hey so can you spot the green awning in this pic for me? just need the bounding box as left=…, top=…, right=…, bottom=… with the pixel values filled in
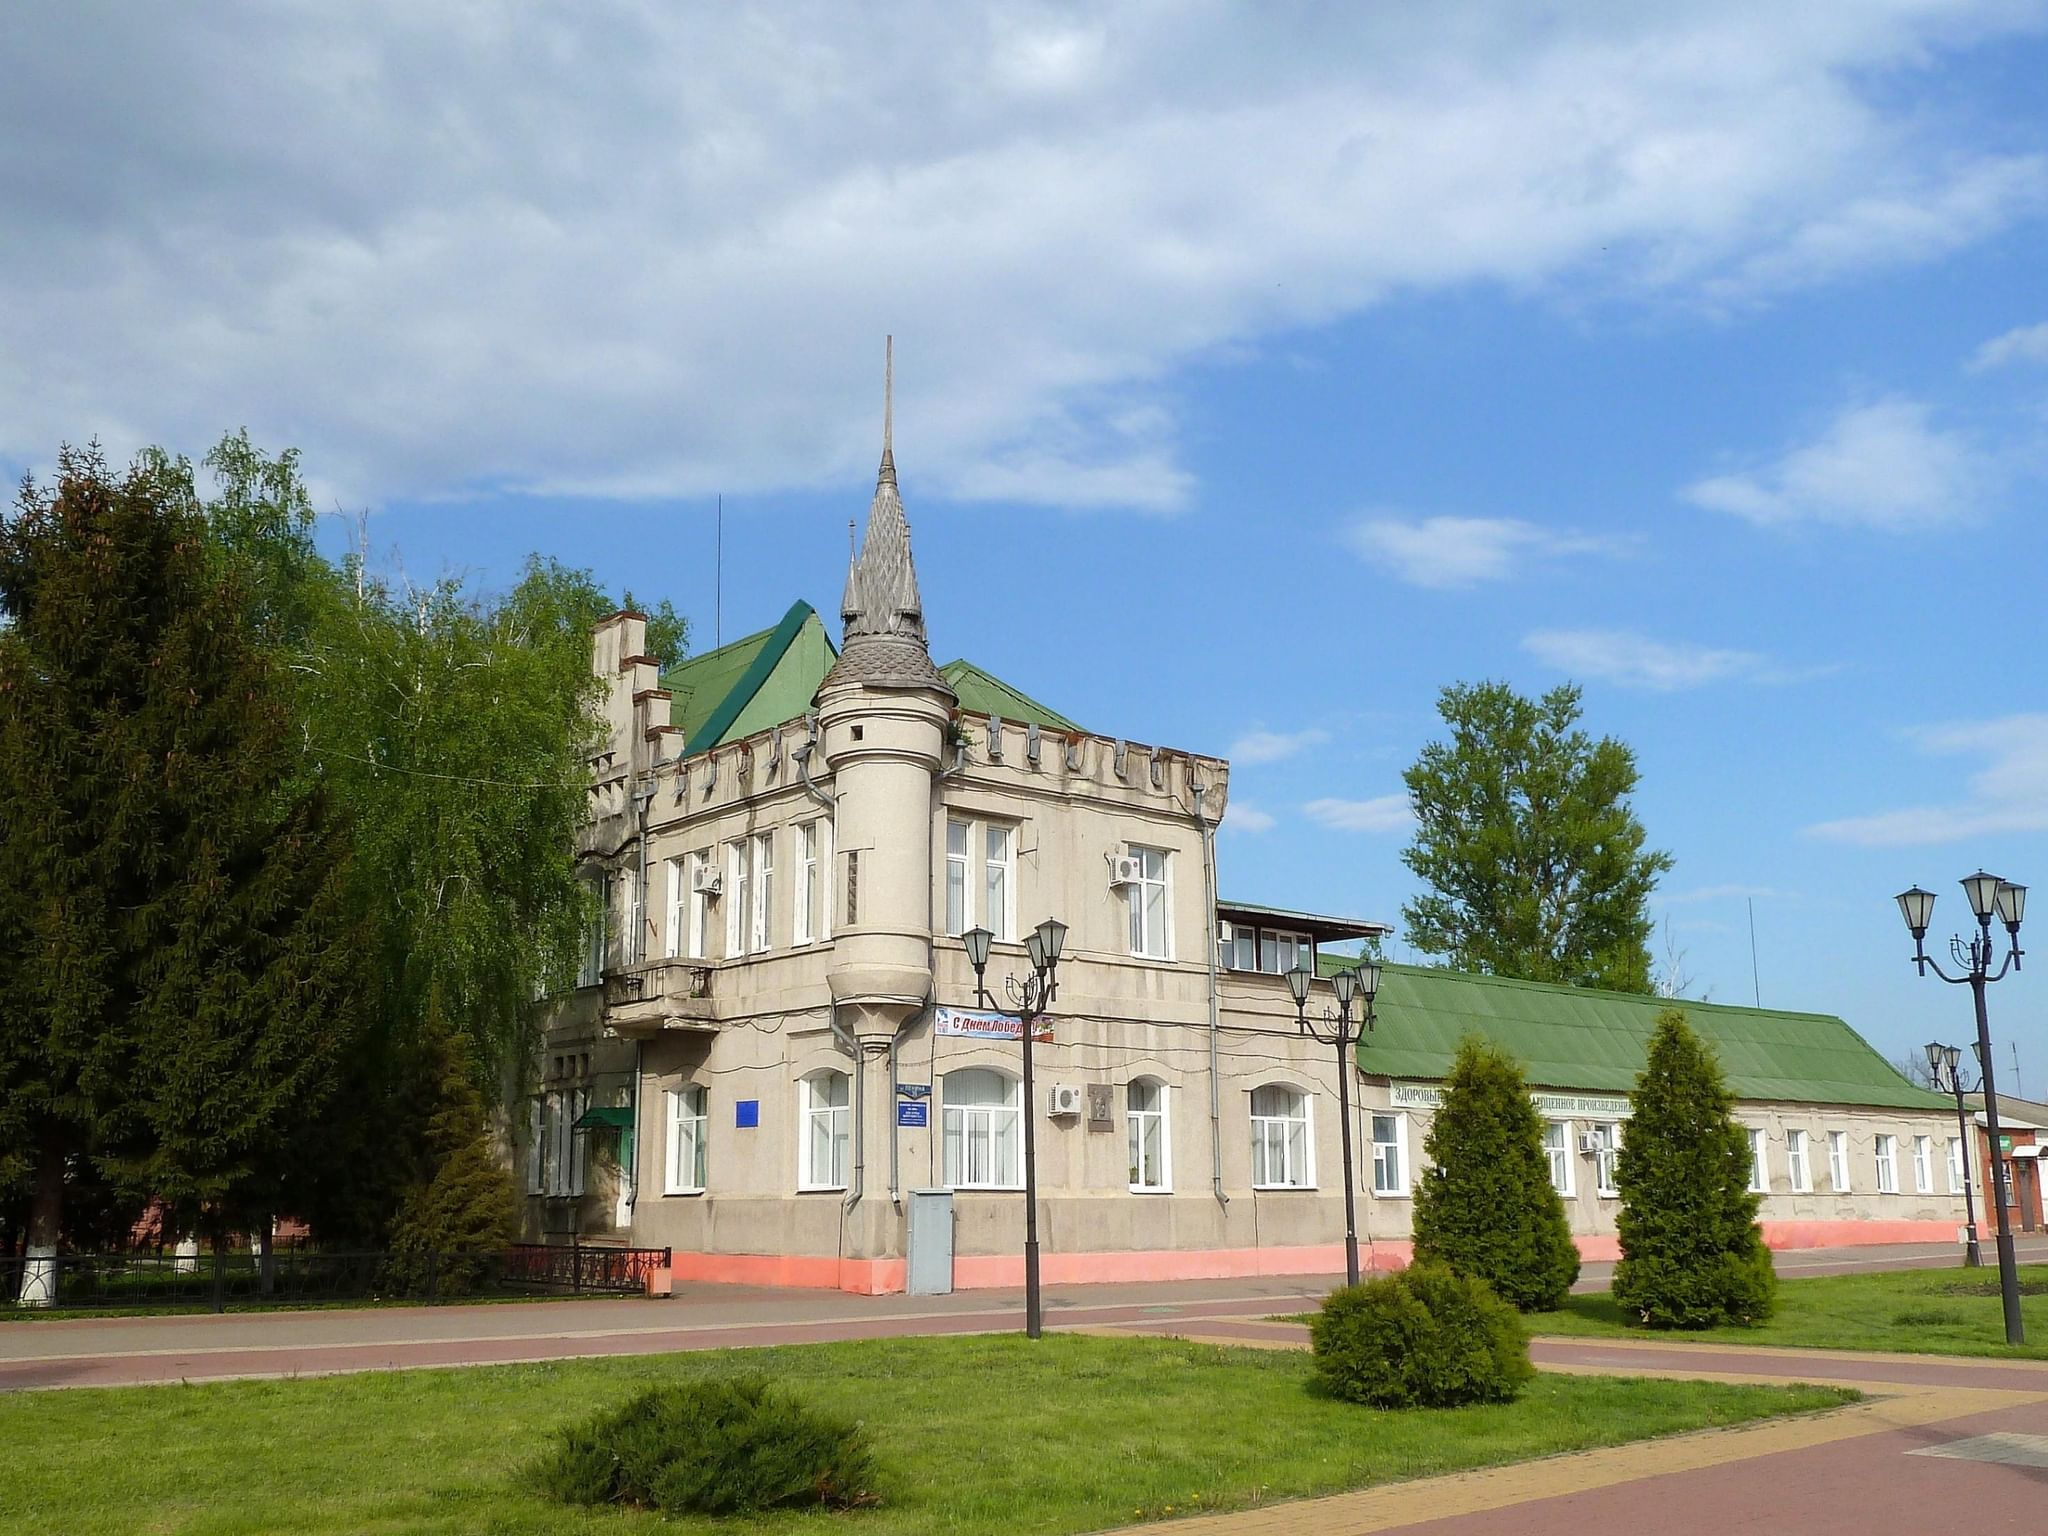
left=574, top=1106, right=635, bottom=1132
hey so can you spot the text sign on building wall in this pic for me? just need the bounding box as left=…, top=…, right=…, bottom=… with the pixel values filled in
left=934, top=1005, right=1053, bottom=1043
left=897, top=1099, right=929, bottom=1128
left=1389, top=1082, right=1632, bottom=1119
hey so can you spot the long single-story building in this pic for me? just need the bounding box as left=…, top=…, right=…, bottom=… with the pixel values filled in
left=518, top=381, right=1963, bottom=1292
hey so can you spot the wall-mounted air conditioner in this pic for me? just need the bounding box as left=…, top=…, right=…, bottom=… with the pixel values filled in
left=1047, top=1084, right=1084, bottom=1118
left=1577, top=1132, right=1604, bottom=1156
left=1107, top=854, right=1143, bottom=888
left=692, top=865, right=722, bottom=897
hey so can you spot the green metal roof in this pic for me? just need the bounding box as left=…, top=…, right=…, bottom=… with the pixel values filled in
left=661, top=602, right=836, bottom=755
left=1324, top=960, right=1948, bottom=1112
left=940, top=659, right=1080, bottom=733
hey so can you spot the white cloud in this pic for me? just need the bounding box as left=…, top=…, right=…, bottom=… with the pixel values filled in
left=1684, top=398, right=1987, bottom=530
left=1806, top=714, right=2048, bottom=846
left=2, top=5, right=2043, bottom=511
left=1305, top=795, right=1413, bottom=833
left=1663, top=883, right=1795, bottom=905
left=1228, top=727, right=1331, bottom=764
left=1522, top=628, right=1825, bottom=690
left=1346, top=517, right=1623, bottom=589
left=1970, top=321, right=2048, bottom=371
left=1224, top=803, right=1277, bottom=834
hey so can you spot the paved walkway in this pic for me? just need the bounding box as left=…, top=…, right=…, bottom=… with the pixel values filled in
left=1089, top=1318, right=2048, bottom=1535
left=4, top=1237, right=2045, bottom=1393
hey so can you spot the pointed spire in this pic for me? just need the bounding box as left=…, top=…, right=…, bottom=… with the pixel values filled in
left=820, top=338, right=953, bottom=699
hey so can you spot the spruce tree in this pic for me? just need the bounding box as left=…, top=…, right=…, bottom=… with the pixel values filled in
left=1412, top=1036, right=1581, bottom=1310
left=1612, top=1010, right=1776, bottom=1327
left=0, top=446, right=363, bottom=1291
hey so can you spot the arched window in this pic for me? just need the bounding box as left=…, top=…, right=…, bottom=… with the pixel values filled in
left=943, top=1068, right=1022, bottom=1189
left=665, top=1084, right=707, bottom=1194
left=798, top=1071, right=850, bottom=1190
left=1127, top=1078, right=1170, bottom=1192
left=1250, top=1084, right=1313, bottom=1189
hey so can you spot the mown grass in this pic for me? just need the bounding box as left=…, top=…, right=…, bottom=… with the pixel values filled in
left=0, top=1332, right=1852, bottom=1536
left=1532, top=1262, right=2048, bottom=1359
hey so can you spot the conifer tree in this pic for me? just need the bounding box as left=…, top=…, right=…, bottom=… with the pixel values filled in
left=1412, top=1036, right=1581, bottom=1310
left=385, top=1010, right=518, bottom=1294
left=1612, top=1010, right=1776, bottom=1327
left=0, top=447, right=363, bottom=1293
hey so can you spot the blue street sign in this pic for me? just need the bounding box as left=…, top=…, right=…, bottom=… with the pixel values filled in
left=896, top=1099, right=929, bottom=1128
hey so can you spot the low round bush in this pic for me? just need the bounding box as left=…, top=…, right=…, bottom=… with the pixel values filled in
left=1309, top=1264, right=1534, bottom=1409
left=529, top=1375, right=878, bottom=1516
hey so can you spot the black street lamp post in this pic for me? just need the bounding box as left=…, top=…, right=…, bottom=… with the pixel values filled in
left=963, top=916, right=1066, bottom=1341
left=1286, top=960, right=1381, bottom=1287
left=1925, top=1040, right=1984, bottom=1268
left=1897, top=872, right=2027, bottom=1343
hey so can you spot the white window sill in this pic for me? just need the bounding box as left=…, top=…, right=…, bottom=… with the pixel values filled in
left=1129, top=1184, right=1173, bottom=1195
left=1251, top=1183, right=1318, bottom=1193
left=796, top=1184, right=847, bottom=1194
left=949, top=1185, right=1026, bottom=1194
left=1371, top=1189, right=1411, bottom=1200
left=662, top=1188, right=705, bottom=1198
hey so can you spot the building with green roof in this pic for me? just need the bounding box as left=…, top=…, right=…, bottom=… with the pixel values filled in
left=526, top=360, right=1963, bottom=1293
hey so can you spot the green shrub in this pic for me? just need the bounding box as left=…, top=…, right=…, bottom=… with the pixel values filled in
left=1612, top=1010, right=1777, bottom=1329
left=1310, top=1264, right=1534, bottom=1409
left=529, top=1376, right=877, bottom=1516
left=1411, top=1036, right=1581, bottom=1310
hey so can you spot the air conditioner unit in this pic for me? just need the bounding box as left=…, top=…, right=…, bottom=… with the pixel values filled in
left=1107, top=854, right=1144, bottom=887
left=691, top=865, right=722, bottom=897
left=1047, top=1083, right=1084, bottom=1118
left=1577, top=1133, right=1604, bottom=1156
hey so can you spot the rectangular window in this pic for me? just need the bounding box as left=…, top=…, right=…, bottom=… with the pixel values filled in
left=751, top=831, right=774, bottom=953
left=578, top=877, right=607, bottom=987
left=1913, top=1134, right=1933, bottom=1195
left=943, top=1070, right=1022, bottom=1189
left=1875, top=1133, right=1898, bottom=1194
left=799, top=1074, right=851, bottom=1190
left=570, top=1087, right=588, bottom=1197
left=1371, top=1113, right=1407, bottom=1196
left=686, top=850, right=710, bottom=959
left=1595, top=1122, right=1621, bottom=1197
left=526, top=1099, right=546, bottom=1195
left=1127, top=845, right=1171, bottom=959
left=1787, top=1129, right=1811, bottom=1193
left=664, top=856, right=688, bottom=959
left=1217, top=922, right=1315, bottom=975
left=1249, top=1085, right=1313, bottom=1189
left=1747, top=1128, right=1768, bottom=1194
left=1948, top=1136, right=1966, bottom=1195
left=725, top=840, right=751, bottom=958
left=1543, top=1121, right=1573, bottom=1196
left=945, top=820, right=970, bottom=936
left=983, top=823, right=1014, bottom=942
left=624, top=862, right=645, bottom=965
left=665, top=1085, right=707, bottom=1194
left=794, top=820, right=831, bottom=945
left=1829, top=1130, right=1851, bottom=1192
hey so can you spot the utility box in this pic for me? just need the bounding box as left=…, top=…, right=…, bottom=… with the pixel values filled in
left=906, top=1188, right=955, bottom=1296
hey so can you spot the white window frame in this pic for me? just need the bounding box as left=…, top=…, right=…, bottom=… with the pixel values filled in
left=1595, top=1121, right=1622, bottom=1197
left=1217, top=921, right=1313, bottom=976
left=1249, top=1084, right=1314, bottom=1190
left=664, top=855, right=688, bottom=960
left=982, top=822, right=1015, bottom=943
left=794, top=819, right=832, bottom=946
left=1746, top=1128, right=1769, bottom=1194
left=1875, top=1133, right=1899, bottom=1195
left=798, top=1071, right=850, bottom=1191
left=1913, top=1133, right=1933, bottom=1195
left=751, top=830, right=774, bottom=953
left=1787, top=1129, right=1811, bottom=1194
left=943, top=1069, right=1024, bottom=1190
left=944, top=817, right=1018, bottom=941
left=623, top=861, right=646, bottom=965
left=686, top=850, right=711, bottom=959
left=1371, top=1111, right=1408, bottom=1197
left=665, top=1084, right=707, bottom=1195
left=1948, top=1136, right=1966, bottom=1195
left=1542, top=1120, right=1574, bottom=1196
left=526, top=1098, right=546, bottom=1195
left=945, top=820, right=970, bottom=936
left=1126, top=844, right=1172, bottom=960
left=1828, top=1130, right=1851, bottom=1192
left=1127, top=1077, right=1171, bottom=1193
left=725, top=839, right=751, bottom=958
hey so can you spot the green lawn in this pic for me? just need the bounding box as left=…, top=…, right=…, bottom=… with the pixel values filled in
left=1533, top=1262, right=2048, bottom=1359
left=0, top=1333, right=1851, bottom=1536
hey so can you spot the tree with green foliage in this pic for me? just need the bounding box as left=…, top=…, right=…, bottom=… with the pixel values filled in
left=1412, top=1036, right=1581, bottom=1310
left=1612, top=1010, right=1776, bottom=1328
left=1402, top=681, right=1672, bottom=993
left=385, top=1005, right=518, bottom=1294
left=0, top=446, right=365, bottom=1295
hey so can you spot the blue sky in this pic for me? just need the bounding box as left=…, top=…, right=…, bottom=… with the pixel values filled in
left=5, top=3, right=2046, bottom=1076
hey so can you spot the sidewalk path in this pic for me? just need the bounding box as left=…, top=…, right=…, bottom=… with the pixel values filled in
left=5, top=1236, right=2045, bottom=1394
left=1091, top=1318, right=2048, bottom=1535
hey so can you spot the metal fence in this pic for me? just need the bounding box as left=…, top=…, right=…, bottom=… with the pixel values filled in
left=0, top=1242, right=672, bottom=1313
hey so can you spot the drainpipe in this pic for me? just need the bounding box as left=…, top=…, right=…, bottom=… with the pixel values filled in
left=1194, top=782, right=1228, bottom=1209
left=794, top=717, right=836, bottom=813
left=889, top=991, right=936, bottom=1208
left=828, top=1001, right=864, bottom=1213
